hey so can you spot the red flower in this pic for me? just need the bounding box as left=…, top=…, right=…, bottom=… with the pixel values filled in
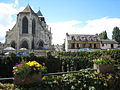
left=12, top=69, right=16, bottom=72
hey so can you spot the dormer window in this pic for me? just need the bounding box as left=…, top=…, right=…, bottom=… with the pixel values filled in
left=71, top=36, right=75, bottom=40
left=82, top=37, right=86, bottom=41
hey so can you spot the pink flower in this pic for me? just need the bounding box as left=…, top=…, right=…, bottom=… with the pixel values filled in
left=17, top=64, right=22, bottom=68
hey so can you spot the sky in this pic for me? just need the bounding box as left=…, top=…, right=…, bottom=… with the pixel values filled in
left=0, top=0, right=120, bottom=45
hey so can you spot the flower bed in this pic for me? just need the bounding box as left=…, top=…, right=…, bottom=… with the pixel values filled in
left=93, top=56, right=116, bottom=73
left=13, top=61, right=47, bottom=86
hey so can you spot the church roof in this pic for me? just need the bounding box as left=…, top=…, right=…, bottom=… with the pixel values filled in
left=37, top=10, right=43, bottom=16
left=20, top=4, right=35, bottom=14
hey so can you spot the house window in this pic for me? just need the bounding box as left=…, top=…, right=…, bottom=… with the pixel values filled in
left=71, top=43, right=75, bottom=49
left=71, top=36, right=75, bottom=40
left=102, top=44, right=104, bottom=47
left=94, top=44, right=97, bottom=48
left=83, top=44, right=86, bottom=48
left=111, top=44, right=114, bottom=48
left=77, top=43, right=79, bottom=48
left=22, top=16, right=28, bottom=34
left=89, top=44, right=92, bottom=48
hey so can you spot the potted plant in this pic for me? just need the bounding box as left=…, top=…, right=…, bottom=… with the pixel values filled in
left=13, top=61, right=47, bottom=86
left=93, top=56, right=116, bottom=73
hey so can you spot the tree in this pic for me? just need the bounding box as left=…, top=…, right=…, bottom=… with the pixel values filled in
left=112, top=26, right=120, bottom=44
left=62, top=42, right=65, bottom=51
left=99, top=30, right=109, bottom=40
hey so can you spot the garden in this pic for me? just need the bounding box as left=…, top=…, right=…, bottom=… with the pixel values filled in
left=0, top=49, right=120, bottom=89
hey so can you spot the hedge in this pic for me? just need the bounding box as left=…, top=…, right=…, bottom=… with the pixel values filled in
left=0, top=49, right=120, bottom=78
left=1, top=69, right=120, bottom=90
left=58, top=49, right=120, bottom=72
left=0, top=56, right=61, bottom=79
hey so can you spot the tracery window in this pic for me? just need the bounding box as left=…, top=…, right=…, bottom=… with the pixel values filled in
left=32, top=19, right=36, bottom=34
left=37, top=41, right=44, bottom=49
left=32, top=40, right=34, bottom=49
left=22, top=16, right=28, bottom=34
left=21, top=40, right=28, bottom=49
left=11, top=41, right=16, bottom=49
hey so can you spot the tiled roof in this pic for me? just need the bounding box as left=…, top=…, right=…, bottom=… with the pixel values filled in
left=101, top=40, right=118, bottom=44
left=66, top=34, right=99, bottom=41
left=37, top=10, right=43, bottom=16
left=20, top=4, right=35, bottom=14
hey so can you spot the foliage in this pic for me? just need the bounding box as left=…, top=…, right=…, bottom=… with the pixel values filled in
left=99, top=30, right=109, bottom=40
left=46, top=50, right=52, bottom=58
left=13, top=61, right=47, bottom=78
left=62, top=42, right=65, bottom=51
left=93, top=56, right=117, bottom=65
left=11, top=69, right=120, bottom=90
left=29, top=52, right=35, bottom=57
left=112, top=26, right=120, bottom=44
left=41, top=69, right=120, bottom=90
left=9, top=52, right=16, bottom=57
left=0, top=83, right=15, bottom=90
left=1, top=69, right=120, bottom=90
left=1, top=49, right=120, bottom=78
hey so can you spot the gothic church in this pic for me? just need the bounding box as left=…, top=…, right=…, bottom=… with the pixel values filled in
left=5, top=5, right=52, bottom=51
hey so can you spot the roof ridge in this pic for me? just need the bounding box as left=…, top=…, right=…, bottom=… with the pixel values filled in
left=20, top=5, right=35, bottom=14
left=37, top=10, right=43, bottom=16
left=69, top=34, right=96, bottom=36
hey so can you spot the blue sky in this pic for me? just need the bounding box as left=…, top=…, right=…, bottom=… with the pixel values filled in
left=0, top=0, right=120, bottom=44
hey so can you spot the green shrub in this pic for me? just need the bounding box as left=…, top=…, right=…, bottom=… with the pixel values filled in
left=41, top=69, right=120, bottom=90
left=1, top=49, right=120, bottom=78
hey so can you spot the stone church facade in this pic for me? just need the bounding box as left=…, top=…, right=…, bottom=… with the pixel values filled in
left=5, top=5, right=52, bottom=51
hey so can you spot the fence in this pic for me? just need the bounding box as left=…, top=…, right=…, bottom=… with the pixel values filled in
left=0, top=69, right=96, bottom=82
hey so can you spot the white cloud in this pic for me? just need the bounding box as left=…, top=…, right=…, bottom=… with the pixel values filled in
left=0, top=1, right=120, bottom=46
left=14, top=0, right=19, bottom=6
left=49, top=20, right=81, bottom=45
left=50, top=17, right=120, bottom=45
left=0, top=0, right=24, bottom=43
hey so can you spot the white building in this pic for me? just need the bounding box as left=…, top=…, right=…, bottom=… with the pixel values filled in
left=65, top=33, right=100, bottom=51
left=65, top=33, right=118, bottom=51
left=100, top=40, right=118, bottom=49
left=5, top=5, right=52, bottom=51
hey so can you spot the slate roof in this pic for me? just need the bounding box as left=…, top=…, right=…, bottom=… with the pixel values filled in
left=101, top=40, right=118, bottom=44
left=66, top=33, right=100, bottom=41
left=37, top=10, right=43, bottom=16
left=20, top=4, right=35, bottom=14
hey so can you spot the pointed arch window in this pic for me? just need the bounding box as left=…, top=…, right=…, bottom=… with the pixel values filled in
left=32, top=19, right=36, bottom=34
left=32, top=40, right=34, bottom=49
left=21, top=40, right=29, bottom=49
left=11, top=41, right=16, bottom=49
left=37, top=40, right=44, bottom=49
left=22, top=16, right=28, bottom=34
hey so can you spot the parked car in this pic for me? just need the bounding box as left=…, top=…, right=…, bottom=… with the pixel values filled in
left=4, top=52, right=11, bottom=56
left=16, top=52, right=29, bottom=55
left=0, top=52, right=4, bottom=55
